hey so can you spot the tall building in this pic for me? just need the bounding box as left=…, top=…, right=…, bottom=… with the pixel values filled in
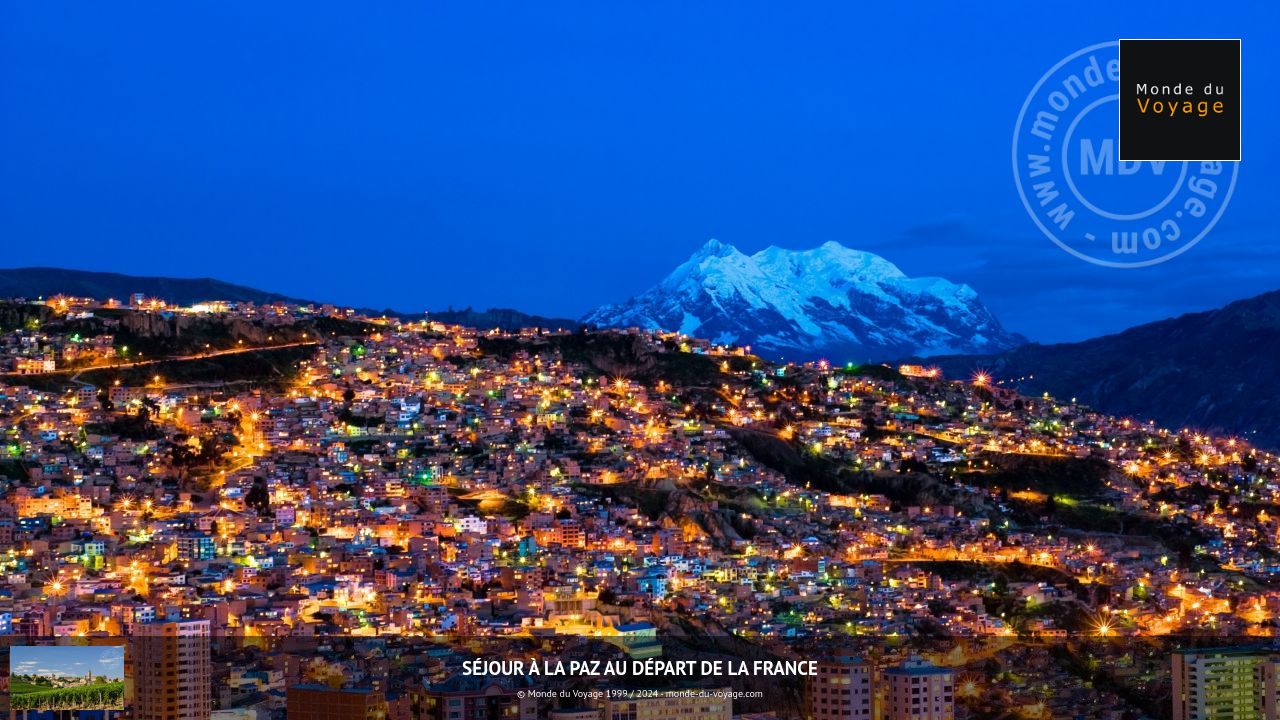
left=597, top=688, right=732, bottom=720
left=287, top=685, right=386, bottom=720
left=129, top=619, right=212, bottom=720
left=177, top=534, right=217, bottom=562
left=1259, top=657, right=1280, bottom=720
left=807, top=655, right=872, bottom=720
left=1173, top=648, right=1270, bottom=720
left=883, top=657, right=953, bottom=720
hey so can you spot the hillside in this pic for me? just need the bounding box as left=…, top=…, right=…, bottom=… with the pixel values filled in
left=925, top=289, right=1280, bottom=447
left=0, top=268, right=573, bottom=331
left=425, top=307, right=576, bottom=331
left=0, top=267, right=301, bottom=306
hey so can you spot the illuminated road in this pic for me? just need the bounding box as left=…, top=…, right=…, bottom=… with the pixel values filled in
left=0, top=341, right=318, bottom=378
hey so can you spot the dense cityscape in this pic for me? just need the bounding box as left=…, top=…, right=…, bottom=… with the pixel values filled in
left=2, top=294, right=1279, bottom=720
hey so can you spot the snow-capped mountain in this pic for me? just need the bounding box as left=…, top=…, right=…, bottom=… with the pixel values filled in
left=583, top=239, right=1025, bottom=361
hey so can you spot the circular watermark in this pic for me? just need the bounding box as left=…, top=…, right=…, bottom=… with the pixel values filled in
left=1012, top=41, right=1238, bottom=267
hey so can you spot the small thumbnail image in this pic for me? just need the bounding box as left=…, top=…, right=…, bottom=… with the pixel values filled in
left=1, top=660, right=8, bottom=717
left=9, top=645, right=124, bottom=720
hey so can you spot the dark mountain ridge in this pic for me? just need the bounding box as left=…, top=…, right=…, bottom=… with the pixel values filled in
left=924, top=289, right=1280, bottom=447
left=0, top=267, right=297, bottom=306
left=0, top=267, right=574, bottom=331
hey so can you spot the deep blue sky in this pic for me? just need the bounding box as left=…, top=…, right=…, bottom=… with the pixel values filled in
left=1, top=1, right=1276, bottom=343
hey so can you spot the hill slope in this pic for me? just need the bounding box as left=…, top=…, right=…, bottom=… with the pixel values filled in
left=926, top=290, right=1280, bottom=447
left=0, top=267, right=299, bottom=306
left=0, top=268, right=574, bottom=331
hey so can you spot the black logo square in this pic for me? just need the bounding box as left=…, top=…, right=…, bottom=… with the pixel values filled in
left=1119, top=39, right=1240, bottom=161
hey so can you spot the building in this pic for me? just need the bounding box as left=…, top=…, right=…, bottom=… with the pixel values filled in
left=416, top=677, right=536, bottom=720
left=897, top=365, right=941, bottom=379
left=883, top=657, right=953, bottom=720
left=129, top=619, right=212, bottom=720
left=549, top=710, right=602, bottom=720
left=1260, top=657, right=1280, bottom=720
left=15, top=357, right=55, bottom=374
left=807, top=655, right=872, bottom=720
left=608, top=622, right=662, bottom=659
left=177, top=534, right=217, bottom=561
left=287, top=685, right=385, bottom=720
left=1173, top=648, right=1269, bottom=720
left=597, top=688, right=731, bottom=720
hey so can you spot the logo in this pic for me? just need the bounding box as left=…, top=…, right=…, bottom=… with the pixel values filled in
left=1119, top=39, right=1240, bottom=161
left=1012, top=41, right=1238, bottom=268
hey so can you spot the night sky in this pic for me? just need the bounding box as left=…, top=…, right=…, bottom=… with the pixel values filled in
left=1, top=1, right=1276, bottom=342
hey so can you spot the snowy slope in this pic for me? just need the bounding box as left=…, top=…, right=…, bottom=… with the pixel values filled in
left=582, top=239, right=1025, bottom=361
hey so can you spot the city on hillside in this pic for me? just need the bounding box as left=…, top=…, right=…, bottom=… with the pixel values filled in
left=0, top=294, right=1279, bottom=720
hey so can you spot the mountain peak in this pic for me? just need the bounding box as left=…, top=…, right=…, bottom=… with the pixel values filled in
left=584, top=240, right=1025, bottom=362
left=691, top=238, right=736, bottom=260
